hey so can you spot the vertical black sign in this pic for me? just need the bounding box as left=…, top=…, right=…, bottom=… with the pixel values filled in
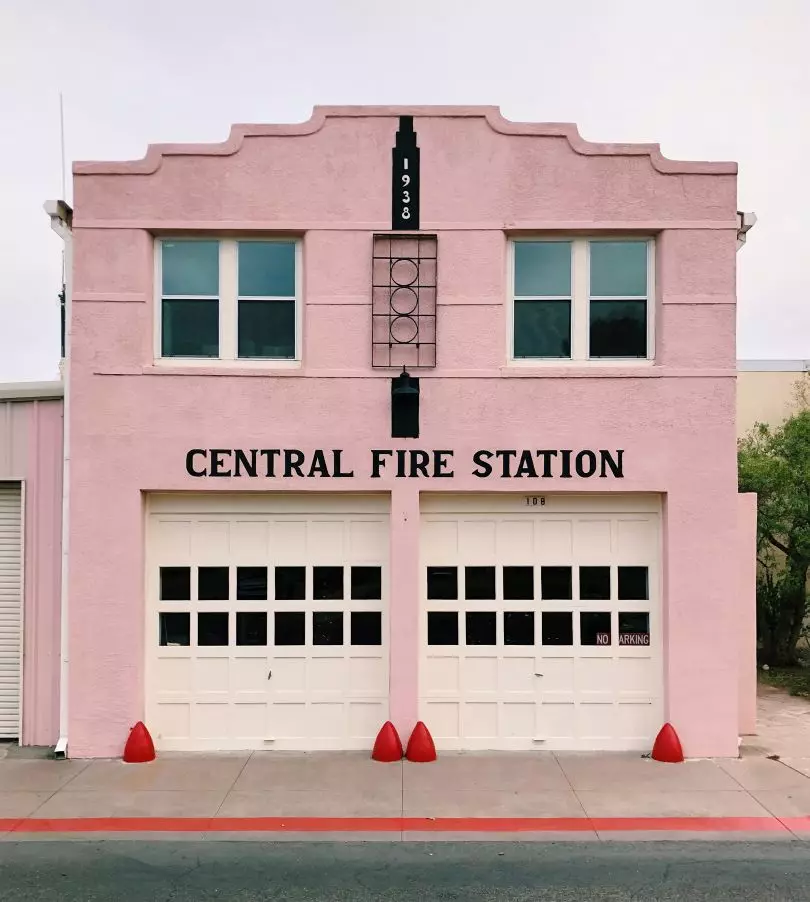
left=392, top=116, right=420, bottom=230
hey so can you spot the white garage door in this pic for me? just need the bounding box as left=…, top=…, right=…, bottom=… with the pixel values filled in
left=420, top=494, right=662, bottom=751
left=146, top=494, right=389, bottom=751
left=0, top=483, right=23, bottom=739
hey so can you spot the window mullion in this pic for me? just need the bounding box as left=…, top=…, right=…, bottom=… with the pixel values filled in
left=220, top=240, right=237, bottom=360
left=571, top=239, right=588, bottom=360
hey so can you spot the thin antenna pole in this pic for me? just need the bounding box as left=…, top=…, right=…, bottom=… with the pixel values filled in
left=59, top=92, right=66, bottom=200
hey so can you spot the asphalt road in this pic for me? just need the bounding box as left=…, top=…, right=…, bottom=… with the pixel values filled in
left=0, top=841, right=809, bottom=901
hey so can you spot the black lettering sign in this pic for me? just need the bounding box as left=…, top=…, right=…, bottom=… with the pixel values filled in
left=184, top=449, right=625, bottom=479
left=392, top=116, right=420, bottom=230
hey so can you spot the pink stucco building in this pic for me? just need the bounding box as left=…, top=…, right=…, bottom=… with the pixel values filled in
left=23, top=106, right=758, bottom=758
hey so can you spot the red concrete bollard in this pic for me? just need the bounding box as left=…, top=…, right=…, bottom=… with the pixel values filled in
left=651, top=722, right=684, bottom=763
left=405, top=721, right=437, bottom=763
left=371, top=721, right=404, bottom=762
left=123, top=721, right=156, bottom=763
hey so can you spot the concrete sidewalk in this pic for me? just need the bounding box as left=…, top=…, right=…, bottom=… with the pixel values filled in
left=0, top=751, right=809, bottom=841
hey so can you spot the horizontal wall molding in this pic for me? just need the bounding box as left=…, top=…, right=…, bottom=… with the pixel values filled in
left=94, top=366, right=736, bottom=380
left=72, top=220, right=739, bottom=232
left=660, top=294, right=736, bottom=305
left=73, top=292, right=147, bottom=304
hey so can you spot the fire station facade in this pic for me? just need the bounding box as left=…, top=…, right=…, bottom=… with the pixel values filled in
left=56, top=106, right=754, bottom=758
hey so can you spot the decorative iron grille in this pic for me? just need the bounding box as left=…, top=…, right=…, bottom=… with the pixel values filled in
left=371, top=234, right=437, bottom=368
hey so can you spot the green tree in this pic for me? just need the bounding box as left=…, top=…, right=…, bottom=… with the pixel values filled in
left=738, top=378, right=810, bottom=665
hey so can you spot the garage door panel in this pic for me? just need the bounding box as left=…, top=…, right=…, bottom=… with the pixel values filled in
left=616, top=520, right=657, bottom=561
left=574, top=520, right=612, bottom=559
left=458, top=520, right=496, bottom=559
left=419, top=499, right=662, bottom=752
left=499, top=656, right=535, bottom=692
left=147, top=500, right=389, bottom=751
left=348, top=701, right=385, bottom=738
left=191, top=521, right=230, bottom=558
left=272, top=521, right=308, bottom=561
left=501, top=702, right=537, bottom=739
left=349, top=521, right=387, bottom=560
left=424, top=701, right=460, bottom=739
left=464, top=656, right=498, bottom=691
left=536, top=520, right=573, bottom=560
left=421, top=520, right=458, bottom=562
left=466, top=702, right=498, bottom=738
left=349, top=656, right=386, bottom=693
left=308, top=521, right=346, bottom=561
left=231, top=521, right=270, bottom=560
left=496, top=520, right=534, bottom=561
left=424, top=656, right=459, bottom=693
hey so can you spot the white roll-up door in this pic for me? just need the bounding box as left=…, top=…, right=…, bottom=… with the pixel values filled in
left=0, top=483, right=22, bottom=738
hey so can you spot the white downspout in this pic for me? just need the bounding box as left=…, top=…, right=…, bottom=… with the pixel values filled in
left=45, top=200, right=72, bottom=759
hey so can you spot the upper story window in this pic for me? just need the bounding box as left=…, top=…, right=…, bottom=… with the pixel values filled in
left=510, top=238, right=653, bottom=363
left=157, top=238, right=300, bottom=363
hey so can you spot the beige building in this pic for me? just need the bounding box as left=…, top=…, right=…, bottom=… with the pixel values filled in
left=737, top=361, right=810, bottom=437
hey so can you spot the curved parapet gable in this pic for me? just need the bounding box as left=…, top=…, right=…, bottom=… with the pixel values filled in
left=73, top=106, right=736, bottom=176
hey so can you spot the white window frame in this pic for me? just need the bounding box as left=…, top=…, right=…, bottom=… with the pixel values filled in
left=507, top=236, right=655, bottom=366
left=154, top=237, right=302, bottom=368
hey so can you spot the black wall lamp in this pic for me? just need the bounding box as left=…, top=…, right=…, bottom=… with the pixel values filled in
left=391, top=368, right=420, bottom=438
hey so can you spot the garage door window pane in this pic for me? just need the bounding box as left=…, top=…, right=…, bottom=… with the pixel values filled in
left=618, top=566, right=649, bottom=600
left=199, top=567, right=229, bottom=600
left=503, top=566, right=534, bottom=600
left=159, top=612, right=190, bottom=646
left=274, top=611, right=305, bottom=646
left=160, top=567, right=190, bottom=601
left=580, top=611, right=611, bottom=645
left=541, top=566, right=572, bottom=600
left=313, top=612, right=343, bottom=645
left=466, top=611, right=496, bottom=645
left=427, top=611, right=458, bottom=645
left=314, top=566, right=343, bottom=600
left=427, top=567, right=458, bottom=600
left=579, top=566, right=610, bottom=601
left=619, top=612, right=650, bottom=647
left=351, top=566, right=382, bottom=600
left=504, top=611, right=534, bottom=645
left=275, top=566, right=306, bottom=601
left=542, top=612, right=573, bottom=646
left=465, top=566, right=495, bottom=600
left=351, top=612, right=382, bottom=646
left=198, top=612, right=229, bottom=646
left=237, top=567, right=267, bottom=601
left=236, top=612, right=267, bottom=646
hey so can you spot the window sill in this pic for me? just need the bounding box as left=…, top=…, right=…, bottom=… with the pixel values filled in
left=500, top=362, right=660, bottom=378
left=145, top=358, right=303, bottom=376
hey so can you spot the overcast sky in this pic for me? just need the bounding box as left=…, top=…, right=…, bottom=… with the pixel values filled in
left=1, top=0, right=808, bottom=381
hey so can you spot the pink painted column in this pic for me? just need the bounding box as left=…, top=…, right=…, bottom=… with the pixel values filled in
left=738, top=492, right=758, bottom=736
left=388, top=486, right=420, bottom=740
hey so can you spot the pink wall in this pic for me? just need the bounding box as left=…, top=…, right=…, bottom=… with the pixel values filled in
left=0, top=398, right=63, bottom=746
left=69, top=107, right=742, bottom=757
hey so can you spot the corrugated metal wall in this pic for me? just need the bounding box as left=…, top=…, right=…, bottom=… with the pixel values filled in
left=0, top=399, right=63, bottom=746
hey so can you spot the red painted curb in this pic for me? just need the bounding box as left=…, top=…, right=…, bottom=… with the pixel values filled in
left=1, top=815, right=803, bottom=834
